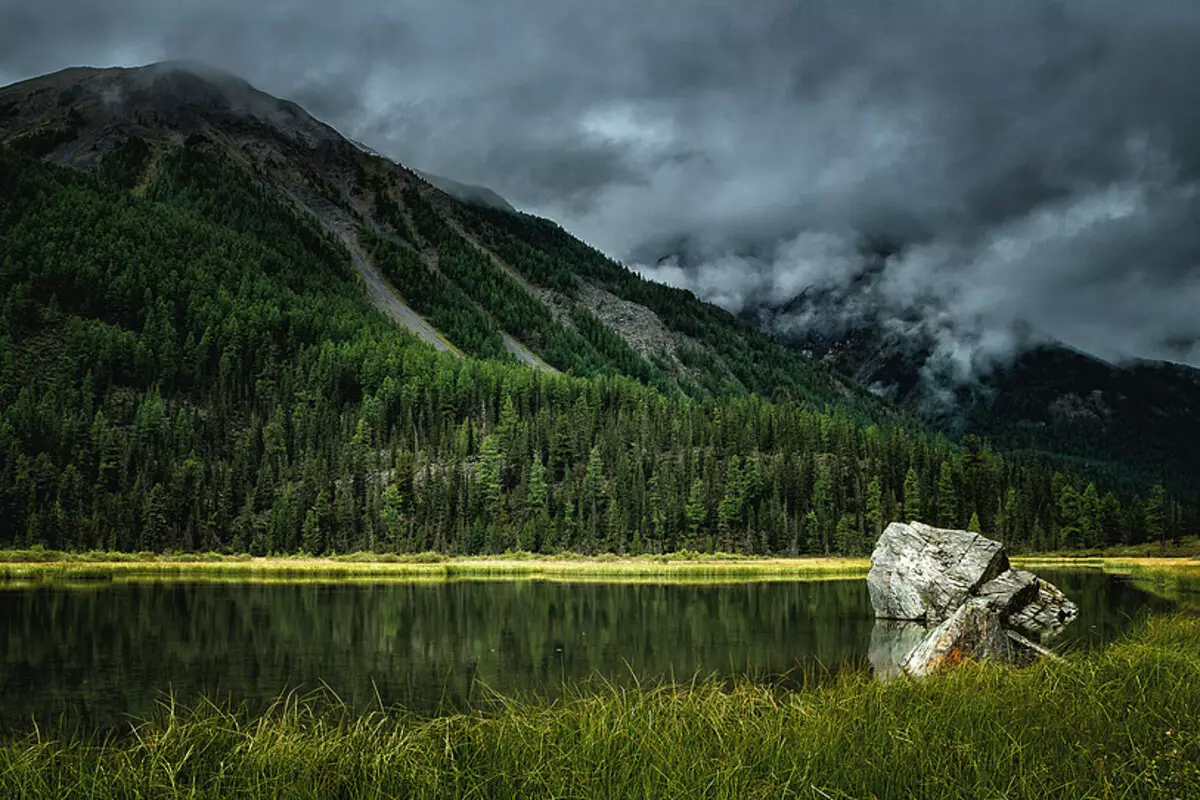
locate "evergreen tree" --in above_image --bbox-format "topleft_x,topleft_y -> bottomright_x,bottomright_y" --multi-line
903,467 -> 921,522
1145,484 -> 1167,549
936,461 -> 958,528
834,514 -> 860,556
865,475 -> 884,539
685,478 -> 707,542
1080,483 -> 1102,549
380,483 -> 405,551
1058,484 -> 1082,550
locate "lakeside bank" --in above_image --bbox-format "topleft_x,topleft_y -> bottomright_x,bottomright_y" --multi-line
0,550 -> 871,583
1,548 -> 1197,584
0,613 -> 1196,798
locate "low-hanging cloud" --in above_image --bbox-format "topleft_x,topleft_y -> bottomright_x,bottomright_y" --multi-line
4,0 -> 1200,375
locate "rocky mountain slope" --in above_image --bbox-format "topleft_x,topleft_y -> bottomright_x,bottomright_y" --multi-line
0,61 -> 875,411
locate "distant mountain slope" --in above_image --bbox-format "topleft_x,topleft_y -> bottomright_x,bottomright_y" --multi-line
0,62 -> 877,414
412,169 -> 516,213
757,280 -> 1200,494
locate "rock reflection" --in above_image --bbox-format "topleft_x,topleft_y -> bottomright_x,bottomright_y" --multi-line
868,620 -> 928,680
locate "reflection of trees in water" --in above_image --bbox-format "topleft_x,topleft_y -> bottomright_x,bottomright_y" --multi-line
1032,570 -> 1177,646
0,574 -> 1166,730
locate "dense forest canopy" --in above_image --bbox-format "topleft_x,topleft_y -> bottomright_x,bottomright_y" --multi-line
0,141 -> 1192,555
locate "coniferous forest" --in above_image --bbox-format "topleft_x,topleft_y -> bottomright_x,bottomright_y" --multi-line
0,142 -> 1192,557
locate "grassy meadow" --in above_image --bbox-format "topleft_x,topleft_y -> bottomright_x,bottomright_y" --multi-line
0,614 -> 1196,799
0,548 -> 870,584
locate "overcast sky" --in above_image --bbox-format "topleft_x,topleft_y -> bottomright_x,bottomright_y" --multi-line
5,0 -> 1200,374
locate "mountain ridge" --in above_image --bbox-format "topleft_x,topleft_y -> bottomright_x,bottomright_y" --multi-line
0,61 -> 877,409
740,257 -> 1200,494
0,61 -> 1192,557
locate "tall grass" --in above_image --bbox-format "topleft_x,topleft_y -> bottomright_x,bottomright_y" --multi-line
2,615 -> 1197,799
0,549 -> 870,584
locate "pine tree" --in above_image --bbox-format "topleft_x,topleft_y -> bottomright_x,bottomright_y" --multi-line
1058,484 -> 1082,550
585,445 -> 605,543
903,466 -> 921,522
301,510 -> 322,555
1080,483 -> 1102,549
804,510 -> 821,555
834,514 -> 859,555
380,483 -> 405,551
685,477 -> 707,541
812,459 -> 835,553
717,456 -> 745,542
480,434 -> 503,524
303,490 -> 331,555
526,455 -> 547,515
865,475 -> 884,538
936,461 -> 958,528
1145,484 -> 1167,549
1100,491 -> 1122,546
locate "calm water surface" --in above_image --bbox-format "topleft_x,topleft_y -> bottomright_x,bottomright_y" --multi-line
0,570 -> 1180,730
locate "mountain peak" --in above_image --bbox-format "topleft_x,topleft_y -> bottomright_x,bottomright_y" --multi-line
0,61 -> 341,166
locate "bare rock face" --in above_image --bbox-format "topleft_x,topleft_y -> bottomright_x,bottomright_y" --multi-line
868,521 -> 1079,677
975,568 -> 1040,617
867,521 -> 1009,622
900,600 -> 1018,677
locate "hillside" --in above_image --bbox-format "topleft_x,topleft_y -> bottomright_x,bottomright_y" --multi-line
0,62 -> 1191,555
755,273 -> 1200,497
0,62 -> 878,410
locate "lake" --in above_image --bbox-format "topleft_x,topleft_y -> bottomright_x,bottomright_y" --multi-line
0,570 -> 1181,731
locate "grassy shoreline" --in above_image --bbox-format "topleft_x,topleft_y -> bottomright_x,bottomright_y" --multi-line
1,614 -> 1197,798
1,547 -> 1196,584
0,549 -> 871,584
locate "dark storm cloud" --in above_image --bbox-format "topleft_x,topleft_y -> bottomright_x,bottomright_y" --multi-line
5,0 -> 1200,373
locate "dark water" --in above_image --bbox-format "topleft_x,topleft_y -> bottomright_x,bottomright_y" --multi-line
0,571 -> 1179,731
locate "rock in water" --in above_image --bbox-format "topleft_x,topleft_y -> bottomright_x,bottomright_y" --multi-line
975,568 -> 1040,617
867,521 -> 1080,677
1007,578 -> 1079,637
900,600 -> 1018,677
867,521 -> 1009,622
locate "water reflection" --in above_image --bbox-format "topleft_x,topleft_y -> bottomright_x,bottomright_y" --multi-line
0,571 -> 1177,731
868,621 -> 927,679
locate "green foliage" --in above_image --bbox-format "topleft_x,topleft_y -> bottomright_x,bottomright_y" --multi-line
361,227 -> 506,359
0,143 -> 1189,556
463,206 -> 888,411
902,466 -> 921,521
936,461 -> 959,528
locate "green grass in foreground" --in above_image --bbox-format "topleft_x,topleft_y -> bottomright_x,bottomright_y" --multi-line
2,615 -> 1197,799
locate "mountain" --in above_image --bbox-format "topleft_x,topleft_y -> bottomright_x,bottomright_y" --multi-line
412,169 -> 516,213
753,267 -> 1200,496
0,61 -> 877,408
0,62 -> 1190,555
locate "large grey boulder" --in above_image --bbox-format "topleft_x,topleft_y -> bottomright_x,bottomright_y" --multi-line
975,568 -> 1040,617
1007,577 -> 1079,637
900,599 -> 1018,677
867,521 -> 1080,678
867,521 -> 1009,622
